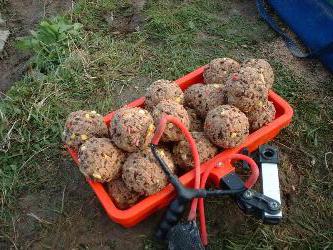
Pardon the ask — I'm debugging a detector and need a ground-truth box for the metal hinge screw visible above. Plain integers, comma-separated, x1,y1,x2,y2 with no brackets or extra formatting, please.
243,190,253,199
269,201,280,210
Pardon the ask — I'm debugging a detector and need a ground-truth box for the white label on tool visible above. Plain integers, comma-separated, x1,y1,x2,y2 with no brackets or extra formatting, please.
261,162,282,218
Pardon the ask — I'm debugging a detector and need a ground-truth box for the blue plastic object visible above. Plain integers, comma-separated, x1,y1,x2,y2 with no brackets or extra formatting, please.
257,0,333,72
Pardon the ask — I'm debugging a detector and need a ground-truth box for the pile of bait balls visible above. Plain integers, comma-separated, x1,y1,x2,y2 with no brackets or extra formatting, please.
63,57,276,209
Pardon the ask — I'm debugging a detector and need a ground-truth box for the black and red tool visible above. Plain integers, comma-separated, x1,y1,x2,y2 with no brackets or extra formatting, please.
151,115,282,249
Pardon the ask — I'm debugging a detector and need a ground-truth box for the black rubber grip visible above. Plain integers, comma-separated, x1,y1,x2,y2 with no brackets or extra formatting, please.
155,197,188,240
205,188,245,198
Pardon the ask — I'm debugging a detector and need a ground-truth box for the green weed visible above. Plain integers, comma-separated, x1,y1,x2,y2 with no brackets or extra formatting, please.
16,17,83,73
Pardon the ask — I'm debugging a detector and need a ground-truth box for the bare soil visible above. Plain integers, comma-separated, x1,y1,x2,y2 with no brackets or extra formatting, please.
103,0,146,34
11,153,161,249
263,38,332,85
0,0,71,93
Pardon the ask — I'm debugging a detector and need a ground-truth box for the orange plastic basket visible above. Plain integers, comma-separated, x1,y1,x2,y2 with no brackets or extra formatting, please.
66,66,293,227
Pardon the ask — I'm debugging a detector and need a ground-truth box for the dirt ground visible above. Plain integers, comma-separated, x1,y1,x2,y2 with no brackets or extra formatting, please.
0,0,332,249
0,0,71,93
14,158,162,249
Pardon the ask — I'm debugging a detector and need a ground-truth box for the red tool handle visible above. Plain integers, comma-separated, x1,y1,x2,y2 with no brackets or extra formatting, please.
152,115,260,246
199,154,259,245
152,115,201,220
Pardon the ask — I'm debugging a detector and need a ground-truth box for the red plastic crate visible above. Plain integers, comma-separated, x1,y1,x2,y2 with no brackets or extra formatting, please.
66,66,293,227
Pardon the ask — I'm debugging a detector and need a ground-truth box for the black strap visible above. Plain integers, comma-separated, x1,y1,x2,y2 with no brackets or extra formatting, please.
256,0,333,58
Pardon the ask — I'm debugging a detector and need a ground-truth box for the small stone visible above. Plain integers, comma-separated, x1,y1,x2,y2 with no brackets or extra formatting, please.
29,70,47,81
103,12,114,26
0,30,10,53
0,16,5,26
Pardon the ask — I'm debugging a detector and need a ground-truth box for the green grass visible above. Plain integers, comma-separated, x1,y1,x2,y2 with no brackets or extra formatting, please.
1,0,333,248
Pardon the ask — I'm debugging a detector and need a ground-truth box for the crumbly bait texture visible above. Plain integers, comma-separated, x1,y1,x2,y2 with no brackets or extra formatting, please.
172,132,218,170
152,100,190,142
63,110,108,150
106,179,141,209
198,84,226,117
247,101,276,131
145,79,184,111
78,138,126,182
203,58,241,85
122,147,176,196
184,84,225,118
243,59,274,89
204,105,249,148
110,107,155,152
186,108,203,132
184,83,205,109
225,67,269,113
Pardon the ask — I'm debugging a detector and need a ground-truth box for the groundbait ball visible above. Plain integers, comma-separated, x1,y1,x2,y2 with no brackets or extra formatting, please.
106,179,141,209
184,83,225,118
225,67,269,113
78,137,126,182
172,132,218,170
203,58,241,85
247,101,276,131
145,79,184,111
122,147,176,196
152,100,190,142
242,59,274,89
204,105,249,148
186,108,203,132
110,107,155,152
184,83,205,108
63,110,108,150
